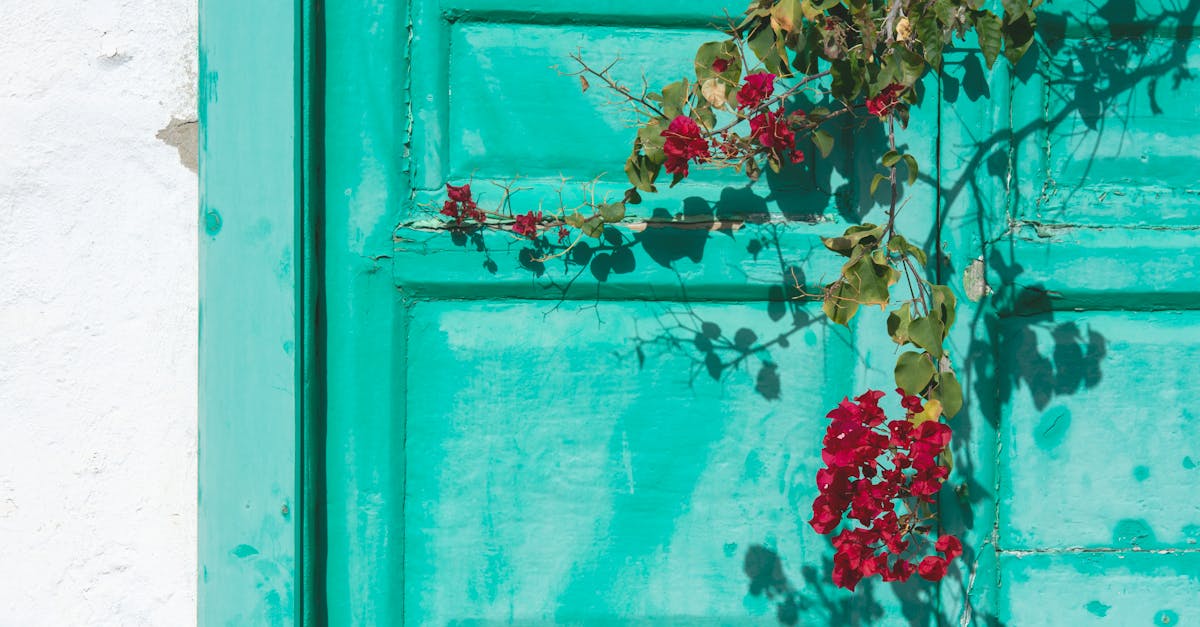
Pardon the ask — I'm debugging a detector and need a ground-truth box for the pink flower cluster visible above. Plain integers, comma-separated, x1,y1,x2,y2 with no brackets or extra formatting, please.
866,83,905,118
809,389,960,590
663,71,809,179
441,183,542,239
750,109,805,166
662,115,711,177
512,211,542,239
441,183,486,225
737,72,776,110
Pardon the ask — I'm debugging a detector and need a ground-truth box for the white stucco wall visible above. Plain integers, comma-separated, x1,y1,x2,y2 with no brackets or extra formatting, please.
0,2,198,624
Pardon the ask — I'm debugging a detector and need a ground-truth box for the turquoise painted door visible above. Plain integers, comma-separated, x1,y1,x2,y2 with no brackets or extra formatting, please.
311,1,1200,625
961,1,1200,623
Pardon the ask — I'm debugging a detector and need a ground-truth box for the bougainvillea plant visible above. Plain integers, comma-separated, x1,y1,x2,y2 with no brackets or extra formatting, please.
435,0,1040,591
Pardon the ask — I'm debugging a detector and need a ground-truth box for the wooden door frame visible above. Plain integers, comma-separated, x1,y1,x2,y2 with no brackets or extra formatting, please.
198,1,320,624
199,0,413,623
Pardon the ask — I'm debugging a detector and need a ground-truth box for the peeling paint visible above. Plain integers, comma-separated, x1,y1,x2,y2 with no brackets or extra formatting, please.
157,117,199,173
963,257,990,302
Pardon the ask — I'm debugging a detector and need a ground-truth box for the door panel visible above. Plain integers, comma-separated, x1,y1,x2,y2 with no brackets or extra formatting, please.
998,553,1200,624
446,23,718,179
987,0,1200,623
321,0,1200,624
404,300,839,624
377,0,934,623
998,312,1200,550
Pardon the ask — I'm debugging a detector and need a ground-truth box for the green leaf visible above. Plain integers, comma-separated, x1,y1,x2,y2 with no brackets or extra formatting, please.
1002,8,1037,65
694,102,718,130
829,59,863,101
916,17,945,68
694,40,743,85
886,234,909,255
1000,0,1027,20
908,315,945,359
581,215,605,238
902,154,919,185
882,150,901,168
973,10,1003,69
735,7,771,33
798,0,822,20
770,0,804,32
940,445,954,473
895,351,936,396
747,25,787,76
599,202,626,223
888,303,913,344
853,3,878,62
870,53,900,94
564,212,586,228
812,129,835,158
930,371,963,417
870,173,888,196
624,153,661,193
636,118,669,163
661,79,690,119
812,0,842,10
929,283,957,331
767,152,783,173
898,48,926,86
842,251,899,307
823,280,861,326
790,22,822,75
934,0,957,27
887,235,928,266
822,223,884,256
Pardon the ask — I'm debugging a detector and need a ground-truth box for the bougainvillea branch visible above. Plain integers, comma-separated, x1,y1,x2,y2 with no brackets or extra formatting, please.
436,0,1041,591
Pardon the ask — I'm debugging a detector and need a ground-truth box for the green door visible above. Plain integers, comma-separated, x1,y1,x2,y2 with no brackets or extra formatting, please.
963,0,1200,623
200,0,1200,625
323,0,943,623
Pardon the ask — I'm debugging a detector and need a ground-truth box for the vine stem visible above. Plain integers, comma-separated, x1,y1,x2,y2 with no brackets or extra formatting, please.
885,115,898,240
569,52,668,120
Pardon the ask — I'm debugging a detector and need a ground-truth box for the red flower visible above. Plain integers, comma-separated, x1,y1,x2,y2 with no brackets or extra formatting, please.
909,465,950,499
888,420,913,447
556,226,570,244
441,183,487,225
810,389,957,590
866,83,905,118
854,390,887,426
898,387,924,413
737,72,776,110
884,559,916,582
911,421,952,460
512,211,542,238
935,535,962,562
809,494,842,534
917,555,948,581
446,183,473,203
750,109,806,166
711,58,730,73
661,115,711,178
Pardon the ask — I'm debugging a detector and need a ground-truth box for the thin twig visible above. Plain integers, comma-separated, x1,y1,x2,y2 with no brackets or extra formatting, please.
569,52,668,119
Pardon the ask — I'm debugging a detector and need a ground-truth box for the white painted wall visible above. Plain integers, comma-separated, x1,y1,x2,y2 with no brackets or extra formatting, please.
0,2,198,624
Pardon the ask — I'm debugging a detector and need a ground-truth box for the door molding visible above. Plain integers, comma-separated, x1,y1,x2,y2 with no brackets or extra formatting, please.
198,1,318,624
